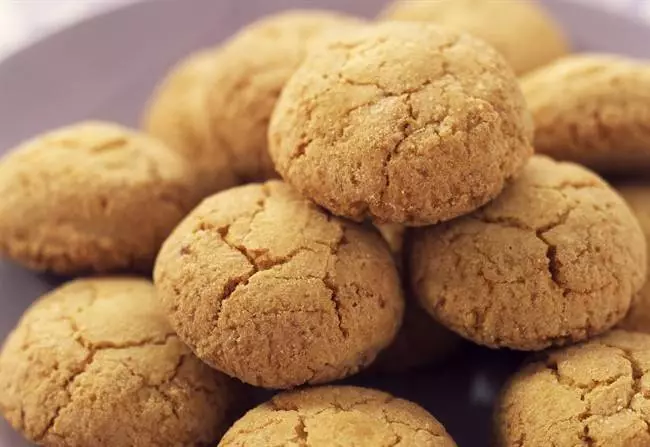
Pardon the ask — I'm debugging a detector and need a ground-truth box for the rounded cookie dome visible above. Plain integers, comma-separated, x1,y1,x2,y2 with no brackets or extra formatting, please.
144,10,364,196
270,22,533,225
495,330,650,446
380,0,569,75
154,181,404,389
219,386,457,447
0,121,198,274
521,54,650,175
410,156,647,350
0,277,239,447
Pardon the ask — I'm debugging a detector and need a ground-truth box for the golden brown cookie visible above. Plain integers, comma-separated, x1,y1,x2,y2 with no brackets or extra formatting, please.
0,277,238,447
219,385,457,447
410,155,647,350
269,22,533,226
154,180,404,389
495,330,650,446
0,122,198,275
617,184,650,332
144,10,364,196
143,49,237,198
380,0,569,75
521,54,650,175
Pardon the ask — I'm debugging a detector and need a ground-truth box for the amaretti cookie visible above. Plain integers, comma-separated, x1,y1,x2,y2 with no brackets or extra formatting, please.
410,156,647,350
380,0,569,75
495,330,650,446
0,277,238,447
154,180,404,389
269,22,533,226
617,184,650,332
144,10,364,196
0,122,198,274
521,54,650,174
219,386,457,447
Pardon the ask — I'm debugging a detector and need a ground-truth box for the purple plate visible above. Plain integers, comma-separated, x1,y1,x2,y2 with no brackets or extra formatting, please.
1,1,649,445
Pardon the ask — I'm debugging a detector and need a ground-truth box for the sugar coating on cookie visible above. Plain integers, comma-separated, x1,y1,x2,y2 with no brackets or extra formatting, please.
154,180,404,389
521,54,650,174
0,277,238,447
0,121,198,274
617,185,650,332
495,330,650,446
219,386,457,446
270,22,533,226
410,155,647,350
144,11,364,196
380,0,569,75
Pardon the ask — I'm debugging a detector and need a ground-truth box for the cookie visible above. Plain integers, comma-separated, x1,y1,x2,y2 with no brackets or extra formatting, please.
269,22,533,226
154,180,404,389
0,277,238,447
521,54,650,175
617,185,650,332
410,155,647,350
219,385,457,447
144,10,364,196
495,330,650,446
143,49,237,198
380,0,569,75
0,122,198,274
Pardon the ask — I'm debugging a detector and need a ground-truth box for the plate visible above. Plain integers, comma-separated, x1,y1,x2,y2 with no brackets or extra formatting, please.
1,1,649,445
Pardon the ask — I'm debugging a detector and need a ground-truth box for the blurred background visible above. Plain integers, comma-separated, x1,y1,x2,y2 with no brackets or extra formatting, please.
0,0,649,62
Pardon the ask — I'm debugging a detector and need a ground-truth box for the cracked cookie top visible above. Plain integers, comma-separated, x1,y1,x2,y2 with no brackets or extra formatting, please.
495,330,650,446
269,21,533,226
617,184,650,333
0,121,199,275
154,180,404,389
219,385,457,447
521,54,650,175
0,277,238,447
144,10,364,195
409,155,647,350
379,0,569,75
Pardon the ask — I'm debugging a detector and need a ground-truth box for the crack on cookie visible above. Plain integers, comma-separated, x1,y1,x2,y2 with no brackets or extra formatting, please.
35,309,179,442
473,201,578,293
283,32,516,222
541,341,650,445
292,413,308,446
36,349,96,442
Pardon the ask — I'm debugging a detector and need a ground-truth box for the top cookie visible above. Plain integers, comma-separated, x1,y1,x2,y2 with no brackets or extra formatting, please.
219,386,457,447
521,54,650,175
269,22,533,226
380,0,569,75
0,122,198,274
144,10,364,196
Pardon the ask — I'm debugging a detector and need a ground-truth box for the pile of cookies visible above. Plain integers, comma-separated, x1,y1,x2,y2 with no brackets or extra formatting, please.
0,1,649,446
